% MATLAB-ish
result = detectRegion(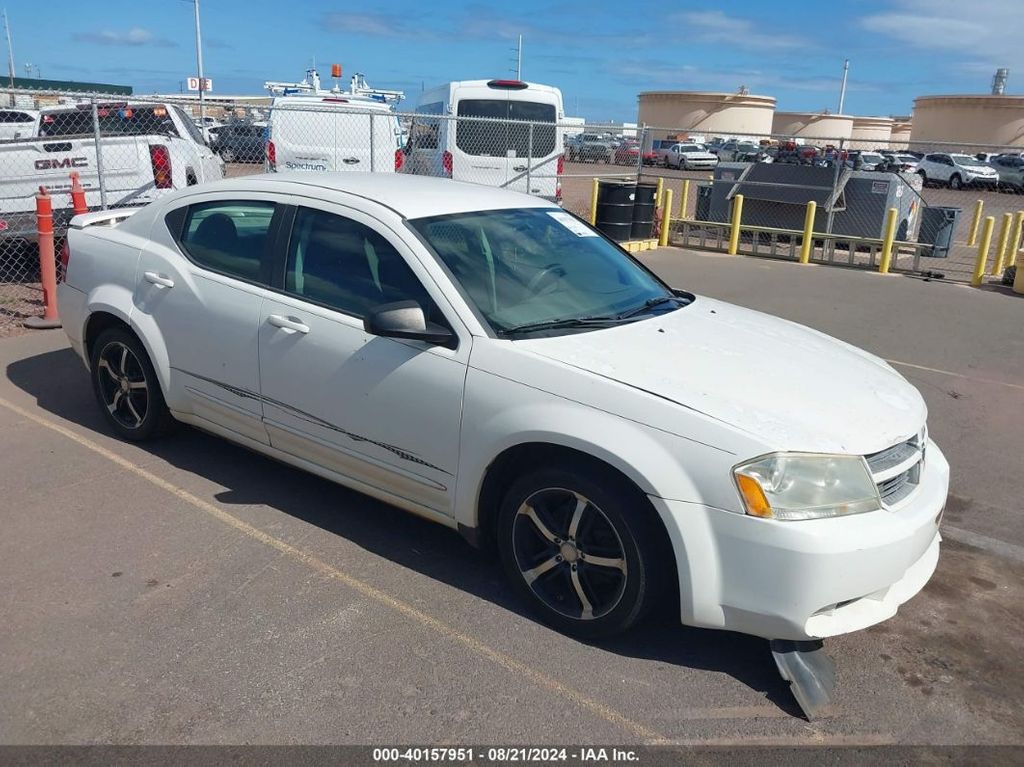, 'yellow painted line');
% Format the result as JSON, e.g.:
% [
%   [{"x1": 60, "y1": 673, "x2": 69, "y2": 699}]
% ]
[
  {"x1": 886, "y1": 359, "x2": 1024, "y2": 392},
  {"x1": 0, "y1": 395, "x2": 668, "y2": 744}
]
